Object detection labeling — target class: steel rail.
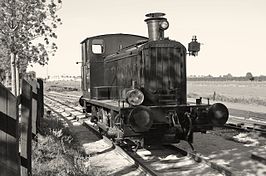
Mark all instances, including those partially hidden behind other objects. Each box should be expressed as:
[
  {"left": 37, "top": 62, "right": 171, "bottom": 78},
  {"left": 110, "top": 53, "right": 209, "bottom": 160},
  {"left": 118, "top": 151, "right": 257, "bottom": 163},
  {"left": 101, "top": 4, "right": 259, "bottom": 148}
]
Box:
[{"left": 224, "top": 123, "right": 266, "bottom": 136}]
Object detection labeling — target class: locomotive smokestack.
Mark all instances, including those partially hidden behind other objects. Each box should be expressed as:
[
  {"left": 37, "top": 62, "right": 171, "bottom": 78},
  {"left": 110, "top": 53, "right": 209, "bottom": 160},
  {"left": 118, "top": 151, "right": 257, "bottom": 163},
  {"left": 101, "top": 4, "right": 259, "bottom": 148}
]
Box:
[{"left": 145, "top": 12, "right": 169, "bottom": 41}]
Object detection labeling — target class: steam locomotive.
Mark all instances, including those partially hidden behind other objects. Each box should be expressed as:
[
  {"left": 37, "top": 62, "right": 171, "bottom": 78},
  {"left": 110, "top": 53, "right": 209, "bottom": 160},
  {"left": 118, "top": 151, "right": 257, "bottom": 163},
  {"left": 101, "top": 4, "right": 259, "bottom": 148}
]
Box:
[{"left": 79, "top": 13, "right": 228, "bottom": 148}]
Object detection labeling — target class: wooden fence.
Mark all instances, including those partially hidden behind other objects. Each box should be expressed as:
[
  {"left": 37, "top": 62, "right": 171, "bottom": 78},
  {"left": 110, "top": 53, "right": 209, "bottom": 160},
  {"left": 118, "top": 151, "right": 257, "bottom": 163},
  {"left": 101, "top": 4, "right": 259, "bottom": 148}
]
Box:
[{"left": 0, "top": 78, "right": 44, "bottom": 176}]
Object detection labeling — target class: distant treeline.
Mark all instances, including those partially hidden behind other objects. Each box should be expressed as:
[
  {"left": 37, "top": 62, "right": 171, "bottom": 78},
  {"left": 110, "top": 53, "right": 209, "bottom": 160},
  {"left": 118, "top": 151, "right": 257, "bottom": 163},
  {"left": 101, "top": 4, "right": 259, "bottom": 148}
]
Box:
[{"left": 187, "top": 75, "right": 266, "bottom": 81}]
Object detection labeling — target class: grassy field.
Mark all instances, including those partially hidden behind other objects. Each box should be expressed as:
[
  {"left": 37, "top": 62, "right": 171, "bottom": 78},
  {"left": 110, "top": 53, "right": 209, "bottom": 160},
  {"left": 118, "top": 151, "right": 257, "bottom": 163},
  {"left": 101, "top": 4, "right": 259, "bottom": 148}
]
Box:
[
  {"left": 45, "top": 80, "right": 81, "bottom": 92},
  {"left": 188, "top": 81, "right": 266, "bottom": 106},
  {"left": 44, "top": 80, "right": 266, "bottom": 106}
]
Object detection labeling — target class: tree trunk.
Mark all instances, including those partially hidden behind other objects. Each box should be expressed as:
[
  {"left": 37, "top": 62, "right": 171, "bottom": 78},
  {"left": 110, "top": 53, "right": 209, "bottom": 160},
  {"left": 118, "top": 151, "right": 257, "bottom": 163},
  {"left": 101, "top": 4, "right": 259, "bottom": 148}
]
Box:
[
  {"left": 11, "top": 52, "right": 17, "bottom": 96},
  {"left": 16, "top": 60, "right": 20, "bottom": 95},
  {"left": 5, "top": 72, "right": 9, "bottom": 87}
]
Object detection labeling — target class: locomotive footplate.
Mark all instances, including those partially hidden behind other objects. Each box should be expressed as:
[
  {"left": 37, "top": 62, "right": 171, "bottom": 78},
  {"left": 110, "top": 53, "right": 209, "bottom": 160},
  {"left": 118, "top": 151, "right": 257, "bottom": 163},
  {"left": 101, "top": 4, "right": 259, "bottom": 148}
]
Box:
[{"left": 83, "top": 97, "right": 228, "bottom": 148}]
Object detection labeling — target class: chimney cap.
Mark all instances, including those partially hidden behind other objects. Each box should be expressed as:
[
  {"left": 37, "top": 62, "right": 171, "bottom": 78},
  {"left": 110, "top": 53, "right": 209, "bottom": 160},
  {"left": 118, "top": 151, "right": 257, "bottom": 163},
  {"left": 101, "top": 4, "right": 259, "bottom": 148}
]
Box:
[{"left": 145, "top": 12, "right": 165, "bottom": 18}]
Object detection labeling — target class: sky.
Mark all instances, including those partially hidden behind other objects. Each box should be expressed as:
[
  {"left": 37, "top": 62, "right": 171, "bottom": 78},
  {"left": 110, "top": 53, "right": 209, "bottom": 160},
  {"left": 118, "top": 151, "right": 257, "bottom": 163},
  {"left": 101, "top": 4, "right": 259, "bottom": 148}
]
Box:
[{"left": 28, "top": 0, "right": 266, "bottom": 78}]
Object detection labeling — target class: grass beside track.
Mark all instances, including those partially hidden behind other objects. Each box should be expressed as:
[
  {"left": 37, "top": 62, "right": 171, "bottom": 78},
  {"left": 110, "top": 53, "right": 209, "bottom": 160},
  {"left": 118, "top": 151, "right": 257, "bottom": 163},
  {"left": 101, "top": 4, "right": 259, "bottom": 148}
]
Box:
[
  {"left": 44, "top": 80, "right": 266, "bottom": 106},
  {"left": 32, "top": 110, "right": 101, "bottom": 176}
]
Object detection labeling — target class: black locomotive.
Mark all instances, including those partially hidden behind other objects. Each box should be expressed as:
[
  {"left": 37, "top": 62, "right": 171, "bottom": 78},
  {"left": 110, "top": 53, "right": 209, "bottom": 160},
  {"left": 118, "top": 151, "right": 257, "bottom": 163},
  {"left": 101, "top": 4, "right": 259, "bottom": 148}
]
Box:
[{"left": 79, "top": 13, "right": 228, "bottom": 148}]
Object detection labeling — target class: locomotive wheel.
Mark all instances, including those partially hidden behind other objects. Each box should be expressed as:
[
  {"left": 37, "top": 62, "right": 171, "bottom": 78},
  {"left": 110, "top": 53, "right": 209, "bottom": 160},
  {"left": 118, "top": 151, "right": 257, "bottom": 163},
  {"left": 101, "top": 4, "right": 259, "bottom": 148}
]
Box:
[
  {"left": 178, "top": 113, "right": 193, "bottom": 142},
  {"left": 79, "top": 96, "right": 84, "bottom": 107}
]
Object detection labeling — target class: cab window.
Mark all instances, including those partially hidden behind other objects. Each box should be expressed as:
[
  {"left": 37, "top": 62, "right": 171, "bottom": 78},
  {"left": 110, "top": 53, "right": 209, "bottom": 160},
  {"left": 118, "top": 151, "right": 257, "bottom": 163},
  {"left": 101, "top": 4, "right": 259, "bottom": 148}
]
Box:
[{"left": 91, "top": 39, "right": 104, "bottom": 54}]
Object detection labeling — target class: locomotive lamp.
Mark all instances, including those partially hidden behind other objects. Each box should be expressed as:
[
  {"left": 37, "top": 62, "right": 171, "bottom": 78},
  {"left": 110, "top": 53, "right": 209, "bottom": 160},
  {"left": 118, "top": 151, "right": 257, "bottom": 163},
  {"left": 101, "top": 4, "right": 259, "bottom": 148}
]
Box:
[
  {"left": 126, "top": 89, "right": 144, "bottom": 106},
  {"left": 188, "top": 35, "right": 201, "bottom": 56}
]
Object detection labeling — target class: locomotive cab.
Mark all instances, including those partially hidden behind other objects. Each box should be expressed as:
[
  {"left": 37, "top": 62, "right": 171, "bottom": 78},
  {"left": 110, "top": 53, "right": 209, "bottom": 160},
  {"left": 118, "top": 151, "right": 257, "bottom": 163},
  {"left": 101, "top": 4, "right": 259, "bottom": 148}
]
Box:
[{"left": 80, "top": 34, "right": 148, "bottom": 100}]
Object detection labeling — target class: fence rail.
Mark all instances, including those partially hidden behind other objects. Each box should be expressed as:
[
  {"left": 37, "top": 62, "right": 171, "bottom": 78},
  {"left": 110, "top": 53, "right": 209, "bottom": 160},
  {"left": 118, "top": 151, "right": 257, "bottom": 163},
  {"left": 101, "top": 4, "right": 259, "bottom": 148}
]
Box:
[{"left": 0, "top": 78, "right": 44, "bottom": 176}]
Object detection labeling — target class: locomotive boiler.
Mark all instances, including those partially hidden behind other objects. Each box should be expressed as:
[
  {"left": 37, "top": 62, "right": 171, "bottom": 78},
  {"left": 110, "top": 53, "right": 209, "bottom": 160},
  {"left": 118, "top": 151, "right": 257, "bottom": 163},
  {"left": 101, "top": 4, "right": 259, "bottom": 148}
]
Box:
[{"left": 79, "top": 13, "right": 228, "bottom": 148}]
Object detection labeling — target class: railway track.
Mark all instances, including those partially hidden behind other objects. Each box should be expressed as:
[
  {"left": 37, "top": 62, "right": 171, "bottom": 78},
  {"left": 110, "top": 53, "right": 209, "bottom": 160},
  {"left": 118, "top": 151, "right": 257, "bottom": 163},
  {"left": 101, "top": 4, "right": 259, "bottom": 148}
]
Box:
[
  {"left": 45, "top": 91, "right": 249, "bottom": 175},
  {"left": 83, "top": 118, "right": 228, "bottom": 176},
  {"left": 47, "top": 91, "right": 266, "bottom": 136},
  {"left": 225, "top": 116, "right": 266, "bottom": 136}
]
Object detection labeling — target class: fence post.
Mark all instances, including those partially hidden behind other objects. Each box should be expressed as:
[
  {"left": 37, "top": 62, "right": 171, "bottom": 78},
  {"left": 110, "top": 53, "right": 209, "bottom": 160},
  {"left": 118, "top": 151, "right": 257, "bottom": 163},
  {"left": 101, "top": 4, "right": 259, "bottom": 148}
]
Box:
[
  {"left": 37, "top": 79, "right": 44, "bottom": 132},
  {"left": 29, "top": 79, "right": 38, "bottom": 139},
  {"left": 20, "top": 80, "right": 32, "bottom": 176},
  {"left": 0, "top": 83, "right": 20, "bottom": 176}
]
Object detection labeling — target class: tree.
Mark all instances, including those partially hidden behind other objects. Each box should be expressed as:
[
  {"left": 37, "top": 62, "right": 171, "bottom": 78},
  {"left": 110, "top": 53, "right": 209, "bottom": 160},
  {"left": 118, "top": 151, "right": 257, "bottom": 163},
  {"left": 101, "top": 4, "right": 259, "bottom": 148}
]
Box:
[
  {"left": 0, "top": 44, "right": 10, "bottom": 84},
  {"left": 0, "top": 0, "right": 62, "bottom": 95},
  {"left": 0, "top": 45, "right": 9, "bottom": 71},
  {"left": 222, "top": 73, "right": 233, "bottom": 81},
  {"left": 246, "top": 72, "right": 254, "bottom": 81},
  {"left": 223, "top": 73, "right": 233, "bottom": 78}
]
